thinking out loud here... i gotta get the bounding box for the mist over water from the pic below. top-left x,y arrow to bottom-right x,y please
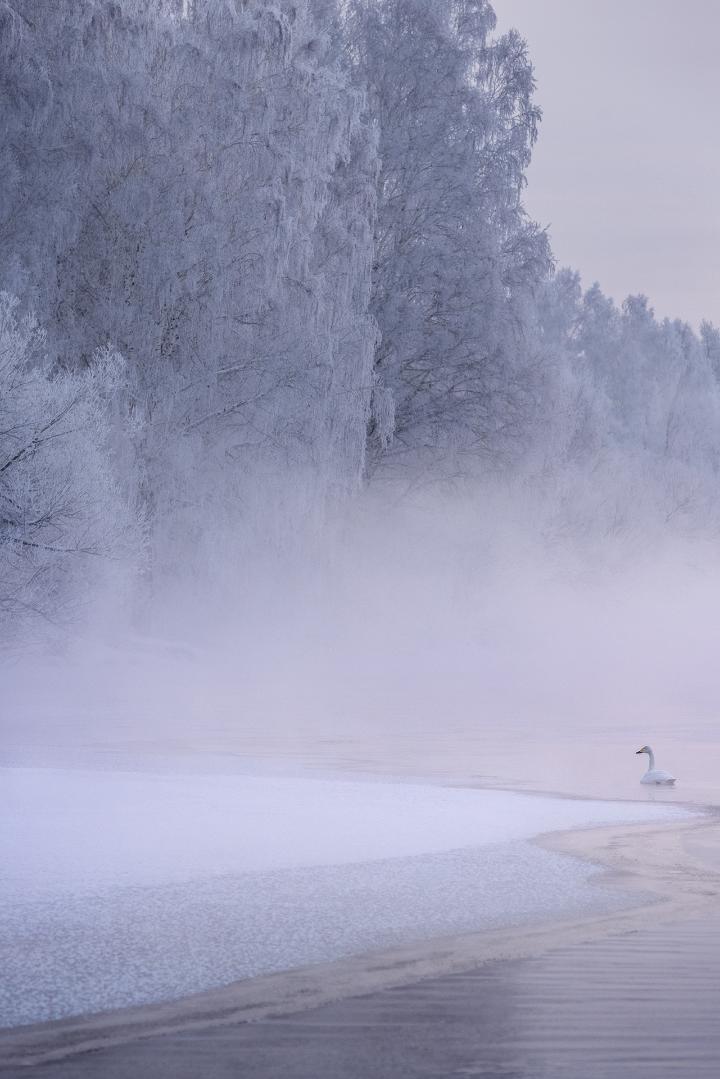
4,480 -> 719,805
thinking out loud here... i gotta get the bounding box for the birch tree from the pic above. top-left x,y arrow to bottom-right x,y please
0,295 -> 137,633
351,0 -> 550,476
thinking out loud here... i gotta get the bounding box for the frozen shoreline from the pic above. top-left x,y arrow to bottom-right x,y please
2,767 -> 688,898
0,765 -> 699,1058
2,808 -> 716,1070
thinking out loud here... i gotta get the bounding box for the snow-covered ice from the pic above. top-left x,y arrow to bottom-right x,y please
0,767 -> 688,1027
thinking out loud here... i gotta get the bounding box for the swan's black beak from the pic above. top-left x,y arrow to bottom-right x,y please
635,749 -> 643,754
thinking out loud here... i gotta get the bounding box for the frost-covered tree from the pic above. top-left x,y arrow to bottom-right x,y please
350,0 -> 550,475
531,273 -> 720,542
1,0 -> 378,596
0,295 -> 137,634
701,321 -> 720,380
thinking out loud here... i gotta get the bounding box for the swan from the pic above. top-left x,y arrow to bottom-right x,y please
635,745 -> 676,785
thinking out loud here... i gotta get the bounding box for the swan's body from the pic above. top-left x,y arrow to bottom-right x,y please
636,745 -> 676,785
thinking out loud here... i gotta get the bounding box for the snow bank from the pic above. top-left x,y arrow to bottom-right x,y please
2,768 -> 684,898
0,768 -> 688,1027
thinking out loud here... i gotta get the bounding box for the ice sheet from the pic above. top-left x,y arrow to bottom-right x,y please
0,768 -> 688,1027
2,768 -> 685,897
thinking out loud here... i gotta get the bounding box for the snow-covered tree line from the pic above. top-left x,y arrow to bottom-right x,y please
527,273 -> 720,547
2,0 -> 380,624
1,0 -> 719,633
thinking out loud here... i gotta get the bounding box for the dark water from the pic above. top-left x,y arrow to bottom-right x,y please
4,916 -> 720,1078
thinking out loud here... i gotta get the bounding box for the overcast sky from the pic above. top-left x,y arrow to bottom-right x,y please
495,0 -> 720,328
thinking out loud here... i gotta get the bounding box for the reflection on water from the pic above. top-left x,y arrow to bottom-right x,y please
9,917 -> 720,1079
490,917 -> 720,1078
4,718 -> 720,808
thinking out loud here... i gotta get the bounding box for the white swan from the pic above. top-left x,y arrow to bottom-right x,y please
635,745 -> 676,785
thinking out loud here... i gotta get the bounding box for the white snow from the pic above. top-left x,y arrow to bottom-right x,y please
2,767 -> 684,898
0,767 -> 689,1027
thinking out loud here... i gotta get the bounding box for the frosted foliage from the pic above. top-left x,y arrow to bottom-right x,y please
371,382 -> 395,450
0,295 -> 137,635
2,0 -> 720,640
527,273 -> 720,544
1,0 -> 377,597
351,0 -> 551,472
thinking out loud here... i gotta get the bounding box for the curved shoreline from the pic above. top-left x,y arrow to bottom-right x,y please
2,806 -> 717,1070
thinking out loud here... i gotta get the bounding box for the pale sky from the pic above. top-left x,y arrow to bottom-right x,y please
495,0 -> 720,328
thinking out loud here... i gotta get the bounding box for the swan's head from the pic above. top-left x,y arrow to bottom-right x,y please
635,745 -> 652,756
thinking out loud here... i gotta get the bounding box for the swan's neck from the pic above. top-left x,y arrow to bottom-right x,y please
646,748 -> 655,770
